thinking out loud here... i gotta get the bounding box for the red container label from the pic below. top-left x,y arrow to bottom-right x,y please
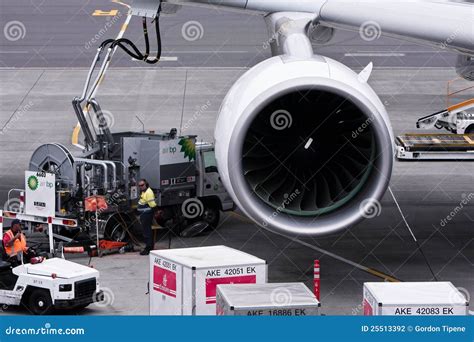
153,266 -> 177,298
205,275 -> 256,304
363,299 -> 373,316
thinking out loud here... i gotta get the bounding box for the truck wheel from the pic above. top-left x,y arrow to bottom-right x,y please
201,206 -> 220,229
465,125 -> 474,134
26,289 -> 53,315
104,214 -> 131,242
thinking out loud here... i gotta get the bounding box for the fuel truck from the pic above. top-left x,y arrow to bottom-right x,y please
19,47 -> 234,244
26,134 -> 234,243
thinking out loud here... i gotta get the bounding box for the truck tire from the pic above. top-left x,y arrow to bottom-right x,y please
465,125 -> 474,134
26,289 -> 53,315
104,214 -> 132,242
201,206 -> 220,229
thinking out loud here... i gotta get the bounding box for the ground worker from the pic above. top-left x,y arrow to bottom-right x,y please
137,179 -> 157,255
2,219 -> 36,263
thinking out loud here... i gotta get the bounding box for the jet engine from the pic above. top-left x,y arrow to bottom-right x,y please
456,55 -> 474,81
215,55 -> 394,235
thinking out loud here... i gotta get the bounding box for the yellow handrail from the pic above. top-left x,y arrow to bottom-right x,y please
447,77 -> 474,109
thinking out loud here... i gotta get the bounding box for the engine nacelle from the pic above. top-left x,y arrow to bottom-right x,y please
456,55 -> 474,81
215,55 -> 394,235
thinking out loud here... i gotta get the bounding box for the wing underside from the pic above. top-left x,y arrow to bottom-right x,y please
153,0 -> 473,55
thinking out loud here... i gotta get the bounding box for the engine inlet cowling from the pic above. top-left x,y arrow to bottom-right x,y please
215,56 -> 394,235
243,89 -> 375,217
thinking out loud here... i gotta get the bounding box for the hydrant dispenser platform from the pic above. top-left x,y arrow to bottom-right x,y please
216,282 -> 320,316
149,245 -> 267,315
363,282 -> 469,316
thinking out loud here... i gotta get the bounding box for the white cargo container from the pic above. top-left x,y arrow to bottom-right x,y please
216,283 -> 320,316
149,245 -> 267,315
363,282 -> 469,316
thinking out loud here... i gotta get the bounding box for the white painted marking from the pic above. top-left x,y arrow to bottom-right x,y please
305,138 -> 314,150
134,51 -> 249,55
0,51 -> 29,54
131,56 -> 178,62
348,50 -> 450,54
345,53 -> 405,57
169,50 -> 250,54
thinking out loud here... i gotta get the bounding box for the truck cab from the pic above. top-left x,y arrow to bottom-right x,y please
454,108 -> 474,134
196,143 -> 234,223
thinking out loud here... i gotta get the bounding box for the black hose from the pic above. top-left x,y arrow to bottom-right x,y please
105,16 -> 162,64
112,38 -> 144,60
100,39 -> 116,49
143,17 -> 150,60
145,18 -> 161,64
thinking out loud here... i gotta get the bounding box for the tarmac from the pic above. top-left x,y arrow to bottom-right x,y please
0,66 -> 473,315
0,0 -> 466,68
0,0 -> 473,316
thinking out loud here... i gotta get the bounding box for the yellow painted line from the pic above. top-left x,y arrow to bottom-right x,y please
120,23 -> 128,33
229,212 -> 402,283
464,135 -> 474,144
72,123 -> 81,146
402,133 -> 474,137
112,0 -> 131,9
93,9 -> 119,16
366,268 -> 400,283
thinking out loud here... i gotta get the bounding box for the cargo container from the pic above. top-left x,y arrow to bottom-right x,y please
216,282 -> 320,316
363,282 -> 469,315
150,245 -> 267,315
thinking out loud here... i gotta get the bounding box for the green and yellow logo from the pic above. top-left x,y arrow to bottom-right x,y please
179,138 -> 196,162
27,175 -> 39,191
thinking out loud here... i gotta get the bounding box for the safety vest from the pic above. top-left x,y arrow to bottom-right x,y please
138,187 -> 157,212
4,230 -> 27,256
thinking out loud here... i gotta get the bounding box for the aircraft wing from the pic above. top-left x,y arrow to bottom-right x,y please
157,0 -> 473,55
315,0 -> 474,56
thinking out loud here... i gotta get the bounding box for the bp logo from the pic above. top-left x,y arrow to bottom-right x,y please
178,138 -> 196,162
27,175 -> 39,191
